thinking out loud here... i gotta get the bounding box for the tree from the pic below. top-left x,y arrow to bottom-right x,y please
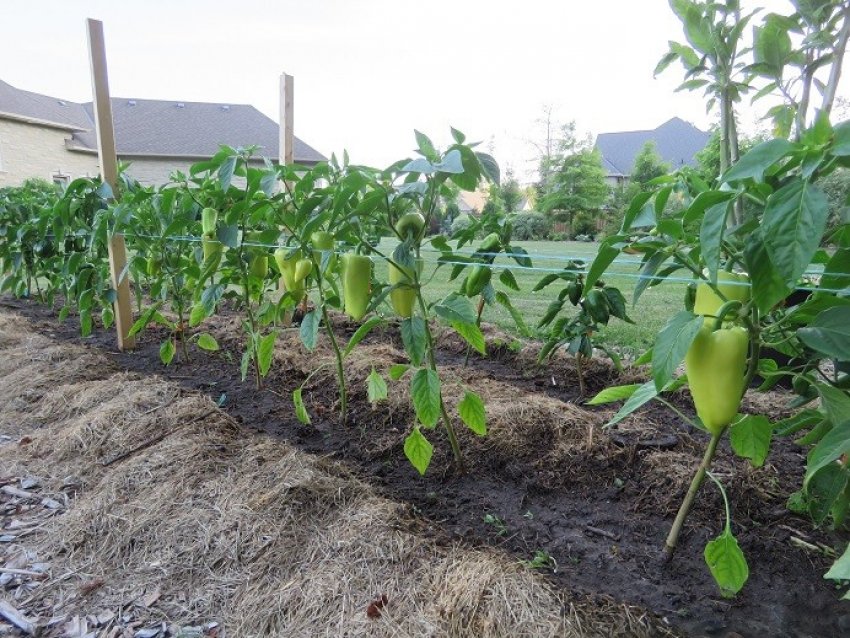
541,148 -> 609,232
630,141 -> 669,189
498,168 -> 523,213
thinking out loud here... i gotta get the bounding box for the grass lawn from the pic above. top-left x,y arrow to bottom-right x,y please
372,238 -> 686,356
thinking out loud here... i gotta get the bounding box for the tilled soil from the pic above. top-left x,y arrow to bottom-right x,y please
5,297 -> 849,638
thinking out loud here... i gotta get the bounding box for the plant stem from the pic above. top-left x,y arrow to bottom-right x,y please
575,353 -> 586,396
663,429 -> 725,563
237,256 -> 262,389
463,296 -> 485,367
415,286 -> 465,474
318,284 -> 348,424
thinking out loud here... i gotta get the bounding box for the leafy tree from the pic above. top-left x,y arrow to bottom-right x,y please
630,141 -> 670,189
498,168 -> 523,213
542,149 -> 609,231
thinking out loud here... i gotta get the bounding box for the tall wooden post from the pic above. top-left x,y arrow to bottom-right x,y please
86,18 -> 134,350
279,72 -> 294,167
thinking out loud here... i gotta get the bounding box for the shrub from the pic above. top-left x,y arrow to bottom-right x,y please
511,212 -> 552,241
450,213 -> 474,236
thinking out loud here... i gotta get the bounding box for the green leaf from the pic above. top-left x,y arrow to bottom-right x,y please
411,368 -> 441,428
414,129 -> 438,160
451,321 -> 485,355
499,269 -> 520,291
683,190 -> 736,225
722,138 -> 793,183
798,308 -> 850,361
806,463 -> 849,525
218,155 -> 237,191
367,368 -> 388,405
633,252 -> 668,305
343,316 -> 384,357
821,248 -> 850,292
217,224 -> 239,249
652,311 -> 704,390
606,380 -> 658,427
159,339 -> 176,365
816,383 -> 850,424
763,179 -> 830,287
293,388 -> 311,425
701,202 -> 730,282
196,333 -> 219,351
257,331 -> 277,377
434,293 -> 477,324
832,121 -> 850,156
586,383 -> 641,406
744,230 -> 791,314
401,316 -> 426,366
189,303 -> 207,328
459,391 -> 486,436
299,310 -> 321,352
128,303 -> 162,337
240,349 -> 252,382
585,241 -> 619,291
404,427 -> 433,476
753,18 -> 792,76
805,420 -> 850,485
389,363 -> 411,380
825,543 -> 850,581
495,291 -> 530,337
730,415 -> 772,467
704,529 -> 749,598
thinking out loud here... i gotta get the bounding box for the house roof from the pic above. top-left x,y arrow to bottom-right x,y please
595,117 -> 710,176
0,79 -> 325,163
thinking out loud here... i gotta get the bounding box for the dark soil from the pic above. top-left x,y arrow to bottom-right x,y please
4,297 -> 849,638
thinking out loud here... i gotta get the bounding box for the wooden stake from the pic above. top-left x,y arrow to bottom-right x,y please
86,18 -> 134,351
279,72 -> 294,167
278,72 -> 295,298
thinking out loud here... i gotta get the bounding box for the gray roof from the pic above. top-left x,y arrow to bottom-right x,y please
0,79 -> 325,164
595,117 -> 710,176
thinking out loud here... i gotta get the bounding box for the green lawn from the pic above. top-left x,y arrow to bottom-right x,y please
372,239 -> 685,356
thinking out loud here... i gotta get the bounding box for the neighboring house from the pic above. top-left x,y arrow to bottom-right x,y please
595,117 -> 710,187
0,78 -> 325,188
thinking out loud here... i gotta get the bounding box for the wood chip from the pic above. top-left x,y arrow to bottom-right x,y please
143,586 -> 161,608
0,600 -> 39,635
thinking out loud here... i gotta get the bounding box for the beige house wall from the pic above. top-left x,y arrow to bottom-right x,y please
121,157 -> 197,186
0,118 -> 98,187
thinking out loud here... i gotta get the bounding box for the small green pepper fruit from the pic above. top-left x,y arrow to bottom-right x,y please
201,208 -> 218,235
395,211 -> 426,242
311,230 -> 336,271
694,271 -> 750,317
202,232 -> 223,264
389,258 -> 424,318
342,253 -> 372,320
294,258 -> 313,282
465,264 -> 492,297
146,256 -> 163,277
34,239 -> 56,259
685,324 -> 749,435
249,253 -> 268,279
274,247 -> 306,297
477,233 -> 501,255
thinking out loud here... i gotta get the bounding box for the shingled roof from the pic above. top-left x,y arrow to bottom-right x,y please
595,117 -> 710,176
0,79 -> 325,163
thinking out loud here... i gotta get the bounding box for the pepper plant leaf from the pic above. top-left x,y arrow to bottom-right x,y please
411,368 -> 441,428
459,391 -> 486,436
401,316 -> 426,366
805,463 -> 849,525
763,178 -> 830,287
804,420 -> 850,486
404,427 -> 433,476
704,529 -> 749,598
434,293 -> 477,325
451,321 -> 485,355
367,368 -> 388,405
344,316 -> 384,357
257,331 -> 277,377
798,308 -> 850,361
652,311 -> 704,390
159,339 -> 176,365
730,415 -> 772,467
586,383 -> 642,406
293,388 -> 311,425
721,138 -> 793,183
196,333 -> 219,352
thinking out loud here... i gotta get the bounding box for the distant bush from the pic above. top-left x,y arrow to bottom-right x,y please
549,231 -> 569,241
450,213 -> 474,236
571,212 -> 597,240
511,212 -> 552,241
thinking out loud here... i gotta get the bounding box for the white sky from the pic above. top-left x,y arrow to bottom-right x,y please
1,0 -> 841,181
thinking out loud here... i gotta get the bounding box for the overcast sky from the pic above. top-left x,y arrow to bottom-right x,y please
1,0 -> 840,181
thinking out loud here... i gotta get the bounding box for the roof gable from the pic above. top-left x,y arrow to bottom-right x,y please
595,117 -> 710,175
0,79 -> 325,163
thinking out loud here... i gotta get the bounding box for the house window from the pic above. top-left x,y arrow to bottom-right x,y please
52,172 -> 70,189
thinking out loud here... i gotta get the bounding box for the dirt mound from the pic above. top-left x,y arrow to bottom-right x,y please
0,308 -> 671,637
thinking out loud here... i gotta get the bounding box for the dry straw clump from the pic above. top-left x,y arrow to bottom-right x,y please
0,309 -> 673,637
